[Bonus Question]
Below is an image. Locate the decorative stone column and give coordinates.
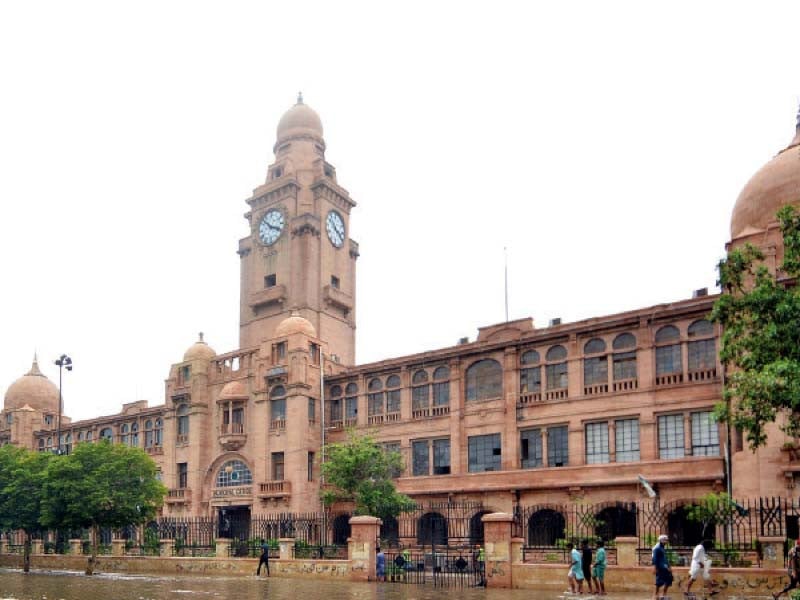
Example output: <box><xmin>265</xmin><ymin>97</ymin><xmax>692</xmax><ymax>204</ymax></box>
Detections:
<box><xmin>69</xmin><ymin>539</ymin><xmax>83</xmax><ymax>555</ymax></box>
<box><xmin>31</xmin><ymin>539</ymin><xmax>43</xmax><ymax>555</ymax></box>
<box><xmin>348</xmin><ymin>515</ymin><xmax>381</xmax><ymax>582</ymax></box>
<box><xmin>482</xmin><ymin>512</ymin><xmax>515</xmax><ymax>588</ymax></box>
<box><xmin>215</xmin><ymin>538</ymin><xmax>232</xmax><ymax>558</ymax></box>
<box><xmin>159</xmin><ymin>539</ymin><xmax>175</xmax><ymax>557</ymax></box>
<box><xmin>111</xmin><ymin>538</ymin><xmax>126</xmax><ymax>557</ymax></box>
<box><xmin>278</xmin><ymin>538</ymin><xmax>294</xmax><ymax>560</ymax></box>
<box><xmin>615</xmin><ymin>536</ymin><xmax>639</xmax><ymax>567</ymax></box>
<box><xmin>759</xmin><ymin>536</ymin><xmax>785</xmax><ymax>569</ymax></box>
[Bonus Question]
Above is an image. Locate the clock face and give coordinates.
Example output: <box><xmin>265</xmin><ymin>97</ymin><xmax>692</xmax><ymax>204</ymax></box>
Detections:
<box><xmin>259</xmin><ymin>209</ymin><xmax>284</xmax><ymax>245</ymax></box>
<box><xmin>326</xmin><ymin>210</ymin><xmax>345</xmax><ymax>248</ymax></box>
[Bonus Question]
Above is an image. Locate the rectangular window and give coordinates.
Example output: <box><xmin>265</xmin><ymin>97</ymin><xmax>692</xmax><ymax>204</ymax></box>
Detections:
<box><xmin>615</xmin><ymin>418</ymin><xmax>640</xmax><ymax>462</ymax></box>
<box><xmin>345</xmin><ymin>397</ymin><xmax>358</xmax><ymax>419</ymax></box>
<box><xmin>179</xmin><ymin>365</ymin><xmax>191</xmax><ymax>383</ymax></box>
<box><xmin>691</xmin><ymin>411</ymin><xmax>720</xmax><ymax>456</ymax></box>
<box><xmin>368</xmin><ymin>393</ymin><xmax>384</xmax><ymax>415</ymax></box>
<box><xmin>271</xmin><ymin>399</ymin><xmax>286</xmax><ymax>422</ymax></box>
<box><xmin>330</xmin><ymin>399</ymin><xmax>342</xmax><ymax>422</ymax></box>
<box><xmin>308</xmin><ymin>451</ymin><xmax>314</xmax><ymax>481</ymax></box>
<box><xmin>308</xmin><ymin>398</ymin><xmax>316</xmax><ymax>421</ymax></box>
<box><xmin>177</xmin><ymin>462</ymin><xmax>188</xmax><ymax>489</ymax></box>
<box><xmin>265</xmin><ymin>273</ymin><xmax>277</xmax><ymax>288</ymax></box>
<box><xmin>656</xmin><ymin>345</ymin><xmax>682</xmax><ymax>375</ymax></box>
<box><xmin>584</xmin><ymin>356</ymin><xmax>608</xmax><ymax>385</ymax></box>
<box><xmin>331</xmin><ymin>275</ymin><xmax>340</xmax><ymax>289</ymax></box>
<box><xmin>613</xmin><ymin>352</ymin><xmax>637</xmax><ymax>380</ymax></box>
<box><xmin>412</xmin><ymin>440</ymin><xmax>430</xmax><ymax>476</ymax></box>
<box><xmin>273</xmin><ymin>342</ymin><xmax>287</xmax><ymax>362</ymax></box>
<box><xmin>520</xmin><ymin>366</ymin><xmax>542</xmax><ymax>393</ymax></box>
<box><xmin>433</xmin><ymin>438</ymin><xmax>451</xmax><ymax>475</ymax></box>
<box><xmin>688</xmin><ymin>339</ymin><xmax>716</xmax><ymax>371</ymax></box>
<box><xmin>382</xmin><ymin>442</ymin><xmax>402</xmax><ymax>478</ymax></box>
<box><xmin>412</xmin><ymin>385</ymin><xmax>430</xmax><ymax>411</ymax></box>
<box><xmin>433</xmin><ymin>381</ymin><xmax>449</xmax><ymax>406</ymax></box>
<box><xmin>547</xmin><ymin>425</ymin><xmax>569</xmax><ymax>467</ymax></box>
<box><xmin>386</xmin><ymin>389</ymin><xmax>401</xmax><ymax>414</ymax></box>
<box><xmin>520</xmin><ymin>428</ymin><xmax>543</xmax><ymax>468</ymax></box>
<box><xmin>468</xmin><ymin>433</ymin><xmax>501</xmax><ymax>473</ymax></box>
<box><xmin>309</xmin><ymin>343</ymin><xmax>320</xmax><ymax>365</ymax></box>
<box><xmin>546</xmin><ymin>362</ymin><xmax>568</xmax><ymax>389</ymax></box>
<box><xmin>658</xmin><ymin>414</ymin><xmax>685</xmax><ymax>459</ymax></box>
<box><xmin>272</xmin><ymin>452</ymin><xmax>285</xmax><ymax>480</ymax></box>
<box><xmin>585</xmin><ymin>422</ymin><xmax>610</xmax><ymax>464</ymax></box>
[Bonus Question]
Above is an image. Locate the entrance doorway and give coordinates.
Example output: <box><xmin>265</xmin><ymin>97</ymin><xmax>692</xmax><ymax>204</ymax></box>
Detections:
<box><xmin>218</xmin><ymin>506</ymin><xmax>251</xmax><ymax>556</ymax></box>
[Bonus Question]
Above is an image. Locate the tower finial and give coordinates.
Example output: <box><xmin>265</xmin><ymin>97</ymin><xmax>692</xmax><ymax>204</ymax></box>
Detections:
<box><xmin>199</xmin><ymin>332</ymin><xmax>204</xmax><ymax>343</ymax></box>
<box><xmin>297</xmin><ymin>91</ymin><xmax>304</xmax><ymax>105</ymax></box>
<box><xmin>796</xmin><ymin>101</ymin><xmax>800</xmax><ymax>129</ymax></box>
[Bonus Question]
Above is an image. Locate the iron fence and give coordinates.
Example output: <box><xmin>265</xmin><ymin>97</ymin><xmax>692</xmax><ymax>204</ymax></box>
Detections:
<box><xmin>383</xmin><ymin>547</ymin><xmax>485</xmax><ymax>588</ymax></box>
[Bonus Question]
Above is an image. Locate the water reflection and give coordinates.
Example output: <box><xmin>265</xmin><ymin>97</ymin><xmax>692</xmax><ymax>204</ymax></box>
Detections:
<box><xmin>0</xmin><ymin>568</ymin><xmax>526</xmax><ymax>600</ymax></box>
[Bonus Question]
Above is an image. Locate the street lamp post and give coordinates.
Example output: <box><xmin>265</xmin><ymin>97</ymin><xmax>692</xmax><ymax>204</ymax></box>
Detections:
<box><xmin>54</xmin><ymin>354</ymin><xmax>72</xmax><ymax>455</ymax></box>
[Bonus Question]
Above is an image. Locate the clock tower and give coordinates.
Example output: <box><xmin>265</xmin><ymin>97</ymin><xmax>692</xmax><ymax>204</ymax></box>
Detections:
<box><xmin>237</xmin><ymin>96</ymin><xmax>358</xmax><ymax>365</ymax></box>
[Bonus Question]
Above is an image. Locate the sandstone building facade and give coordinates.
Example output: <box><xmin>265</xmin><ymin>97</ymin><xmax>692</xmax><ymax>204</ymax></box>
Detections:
<box><xmin>2</xmin><ymin>98</ymin><xmax>799</xmax><ymax>529</ymax></box>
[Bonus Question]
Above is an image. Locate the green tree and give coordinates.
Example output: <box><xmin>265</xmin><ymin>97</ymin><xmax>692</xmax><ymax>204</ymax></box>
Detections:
<box><xmin>41</xmin><ymin>441</ymin><xmax>166</xmax><ymax>575</ymax></box>
<box><xmin>0</xmin><ymin>445</ymin><xmax>52</xmax><ymax>572</ymax></box>
<box><xmin>684</xmin><ymin>491</ymin><xmax>736</xmax><ymax>539</ymax></box>
<box><xmin>712</xmin><ymin>205</ymin><xmax>800</xmax><ymax>449</ymax></box>
<box><xmin>320</xmin><ymin>430</ymin><xmax>415</xmax><ymax>520</ymax></box>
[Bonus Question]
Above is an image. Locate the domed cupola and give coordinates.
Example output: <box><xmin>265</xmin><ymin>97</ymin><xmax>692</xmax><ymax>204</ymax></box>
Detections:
<box><xmin>730</xmin><ymin>106</ymin><xmax>800</xmax><ymax>240</ymax></box>
<box><xmin>275</xmin><ymin>93</ymin><xmax>324</xmax><ymax>147</ymax></box>
<box><xmin>275</xmin><ymin>310</ymin><xmax>317</xmax><ymax>338</ymax></box>
<box><xmin>4</xmin><ymin>355</ymin><xmax>60</xmax><ymax>413</ymax></box>
<box><xmin>183</xmin><ymin>332</ymin><xmax>216</xmax><ymax>362</ymax></box>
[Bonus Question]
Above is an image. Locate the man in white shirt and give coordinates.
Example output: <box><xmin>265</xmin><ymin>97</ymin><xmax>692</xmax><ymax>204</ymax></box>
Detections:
<box><xmin>686</xmin><ymin>540</ymin><xmax>716</xmax><ymax>596</ymax></box>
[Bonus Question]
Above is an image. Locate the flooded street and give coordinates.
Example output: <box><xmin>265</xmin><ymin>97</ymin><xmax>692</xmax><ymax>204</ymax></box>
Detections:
<box><xmin>0</xmin><ymin>568</ymin><xmax>643</xmax><ymax>600</ymax></box>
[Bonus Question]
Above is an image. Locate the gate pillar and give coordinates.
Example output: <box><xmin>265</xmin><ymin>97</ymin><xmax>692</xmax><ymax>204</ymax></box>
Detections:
<box><xmin>278</xmin><ymin>538</ymin><xmax>294</xmax><ymax>560</ymax></box>
<box><xmin>348</xmin><ymin>515</ymin><xmax>382</xmax><ymax>582</ymax></box>
<box><xmin>759</xmin><ymin>536</ymin><xmax>785</xmax><ymax>569</ymax></box>
<box><xmin>482</xmin><ymin>512</ymin><xmax>515</xmax><ymax>588</ymax></box>
<box><xmin>615</xmin><ymin>536</ymin><xmax>639</xmax><ymax>567</ymax></box>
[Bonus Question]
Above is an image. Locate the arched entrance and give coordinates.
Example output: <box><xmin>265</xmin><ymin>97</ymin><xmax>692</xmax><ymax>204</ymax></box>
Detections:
<box><xmin>527</xmin><ymin>508</ymin><xmax>565</xmax><ymax>546</ymax></box>
<box><xmin>595</xmin><ymin>504</ymin><xmax>637</xmax><ymax>541</ymax></box>
<box><xmin>469</xmin><ymin>510</ymin><xmax>492</xmax><ymax>545</ymax></box>
<box><xmin>667</xmin><ymin>505</ymin><xmax>712</xmax><ymax>546</ymax></box>
<box><xmin>417</xmin><ymin>512</ymin><xmax>448</xmax><ymax>546</ymax></box>
<box><xmin>332</xmin><ymin>514</ymin><xmax>352</xmax><ymax>546</ymax></box>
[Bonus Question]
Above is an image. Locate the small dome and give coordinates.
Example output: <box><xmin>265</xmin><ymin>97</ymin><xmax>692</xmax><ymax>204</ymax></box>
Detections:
<box><xmin>276</xmin><ymin>93</ymin><xmax>323</xmax><ymax>142</ymax></box>
<box><xmin>219</xmin><ymin>380</ymin><xmax>248</xmax><ymax>400</ymax></box>
<box><xmin>730</xmin><ymin>117</ymin><xmax>800</xmax><ymax>240</ymax></box>
<box><xmin>183</xmin><ymin>332</ymin><xmax>216</xmax><ymax>362</ymax></box>
<box><xmin>4</xmin><ymin>357</ymin><xmax>59</xmax><ymax>413</ymax></box>
<box><xmin>275</xmin><ymin>311</ymin><xmax>317</xmax><ymax>338</ymax></box>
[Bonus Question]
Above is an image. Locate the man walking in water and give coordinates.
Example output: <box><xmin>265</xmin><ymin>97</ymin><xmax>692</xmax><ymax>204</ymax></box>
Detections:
<box><xmin>653</xmin><ymin>534</ymin><xmax>673</xmax><ymax>600</ymax></box>
<box><xmin>774</xmin><ymin>538</ymin><xmax>800</xmax><ymax>599</ymax></box>
<box><xmin>256</xmin><ymin>539</ymin><xmax>270</xmax><ymax>576</ymax></box>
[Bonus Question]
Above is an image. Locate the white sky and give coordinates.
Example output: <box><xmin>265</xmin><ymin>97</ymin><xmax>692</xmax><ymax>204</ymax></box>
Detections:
<box><xmin>1</xmin><ymin>1</ymin><xmax>798</xmax><ymax>422</ymax></box>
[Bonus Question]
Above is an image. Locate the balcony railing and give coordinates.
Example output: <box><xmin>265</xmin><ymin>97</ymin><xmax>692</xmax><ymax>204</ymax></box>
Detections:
<box><xmin>257</xmin><ymin>480</ymin><xmax>291</xmax><ymax>500</ymax></box>
<box><xmin>220</xmin><ymin>423</ymin><xmax>245</xmax><ymax>435</ymax></box>
<box><xmin>545</xmin><ymin>388</ymin><xmax>568</xmax><ymax>401</ymax></box>
<box><xmin>431</xmin><ymin>405</ymin><xmax>449</xmax><ymax>417</ymax></box>
<box><xmin>412</xmin><ymin>407</ymin><xmax>430</xmax><ymax>419</ymax></box>
<box><xmin>518</xmin><ymin>391</ymin><xmax>543</xmax><ymax>405</ymax></box>
<box><xmin>270</xmin><ymin>419</ymin><xmax>286</xmax><ymax>431</ymax></box>
<box><xmin>687</xmin><ymin>368</ymin><xmax>717</xmax><ymax>382</ymax></box>
<box><xmin>367</xmin><ymin>414</ymin><xmax>384</xmax><ymax>425</ymax></box>
<box><xmin>145</xmin><ymin>445</ymin><xmax>163</xmax><ymax>455</ymax></box>
<box><xmin>613</xmin><ymin>378</ymin><xmax>638</xmax><ymax>392</ymax></box>
<box><xmin>176</xmin><ymin>434</ymin><xmax>189</xmax><ymax>445</ymax></box>
<box><xmin>656</xmin><ymin>372</ymin><xmax>683</xmax><ymax>386</ymax></box>
<box><xmin>386</xmin><ymin>412</ymin><xmax>400</xmax><ymax>422</ymax></box>
<box><xmin>584</xmin><ymin>383</ymin><xmax>609</xmax><ymax>396</ymax></box>
<box><xmin>166</xmin><ymin>488</ymin><xmax>191</xmax><ymax>503</ymax></box>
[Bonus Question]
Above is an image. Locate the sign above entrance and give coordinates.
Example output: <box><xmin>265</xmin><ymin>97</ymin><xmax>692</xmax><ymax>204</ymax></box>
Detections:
<box><xmin>212</xmin><ymin>486</ymin><xmax>252</xmax><ymax>498</ymax></box>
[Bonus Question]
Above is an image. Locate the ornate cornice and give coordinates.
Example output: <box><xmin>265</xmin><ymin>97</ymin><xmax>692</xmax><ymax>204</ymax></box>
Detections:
<box><xmin>247</xmin><ymin>179</ymin><xmax>300</xmax><ymax>209</ymax></box>
<box><xmin>311</xmin><ymin>179</ymin><xmax>356</xmax><ymax>212</ymax></box>
<box><xmin>291</xmin><ymin>213</ymin><xmax>321</xmax><ymax>238</ymax></box>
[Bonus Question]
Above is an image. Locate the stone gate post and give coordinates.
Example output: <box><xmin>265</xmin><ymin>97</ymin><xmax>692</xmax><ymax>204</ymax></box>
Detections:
<box><xmin>482</xmin><ymin>512</ymin><xmax>515</xmax><ymax>588</ymax></box>
<box><xmin>348</xmin><ymin>515</ymin><xmax>381</xmax><ymax>582</ymax></box>
<box><xmin>615</xmin><ymin>536</ymin><xmax>639</xmax><ymax>567</ymax></box>
<box><xmin>760</xmin><ymin>536</ymin><xmax>785</xmax><ymax>569</ymax></box>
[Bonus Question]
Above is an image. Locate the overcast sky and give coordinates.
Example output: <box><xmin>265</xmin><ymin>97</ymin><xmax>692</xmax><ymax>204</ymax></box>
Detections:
<box><xmin>1</xmin><ymin>1</ymin><xmax>798</xmax><ymax>421</ymax></box>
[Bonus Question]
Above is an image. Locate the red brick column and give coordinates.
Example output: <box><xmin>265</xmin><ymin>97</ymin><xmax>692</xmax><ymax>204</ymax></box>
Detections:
<box><xmin>482</xmin><ymin>512</ymin><xmax>515</xmax><ymax>588</ymax></box>
<box><xmin>348</xmin><ymin>515</ymin><xmax>381</xmax><ymax>582</ymax></box>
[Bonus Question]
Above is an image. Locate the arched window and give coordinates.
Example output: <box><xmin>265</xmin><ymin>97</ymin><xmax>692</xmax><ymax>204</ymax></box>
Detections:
<box><xmin>154</xmin><ymin>418</ymin><xmax>162</xmax><ymax>446</ymax></box>
<box><xmin>412</xmin><ymin>370</ymin><xmax>430</xmax><ymax>417</ymax></box>
<box><xmin>417</xmin><ymin>512</ymin><xmax>448</xmax><ymax>545</ymax></box>
<box><xmin>368</xmin><ymin>378</ymin><xmax>384</xmax><ymax>418</ymax></box>
<box><xmin>100</xmin><ymin>427</ymin><xmax>113</xmax><ymax>442</ymax></box>
<box><xmin>527</xmin><ymin>509</ymin><xmax>565</xmax><ymax>546</ymax></box>
<box><xmin>520</xmin><ymin>350</ymin><xmax>542</xmax><ymax>396</ymax></box>
<box><xmin>77</xmin><ymin>432</ymin><xmax>84</xmax><ymax>443</ymax></box>
<box><xmin>432</xmin><ymin>367</ymin><xmax>450</xmax><ymax>409</ymax></box>
<box><xmin>38</xmin><ymin>438</ymin><xmax>45</xmax><ymax>451</ymax></box>
<box><xmin>688</xmin><ymin>319</ymin><xmax>716</xmax><ymax>376</ymax></box>
<box><xmin>584</xmin><ymin>338</ymin><xmax>606</xmax><ymax>354</ymax></box>
<box><xmin>466</xmin><ymin>359</ymin><xmax>503</xmax><ymax>402</ymax></box>
<box><xmin>130</xmin><ymin>423</ymin><xmax>139</xmax><ymax>447</ymax></box>
<box><xmin>583</xmin><ymin>339</ymin><xmax>608</xmax><ymax>391</ymax></box>
<box><xmin>215</xmin><ymin>460</ymin><xmax>252</xmax><ymax>487</ymax></box>
<box><xmin>655</xmin><ymin>325</ymin><xmax>682</xmax><ymax>382</ymax></box>
<box><xmin>545</xmin><ymin>345</ymin><xmax>568</xmax><ymax>393</ymax></box>
<box><xmin>270</xmin><ymin>385</ymin><xmax>286</xmax><ymax>428</ymax></box>
<box><xmin>86</xmin><ymin>430</ymin><xmax>93</xmax><ymax>442</ymax></box>
<box><xmin>345</xmin><ymin>382</ymin><xmax>358</xmax><ymax>425</ymax></box>
<box><xmin>176</xmin><ymin>405</ymin><xmax>189</xmax><ymax>442</ymax></box>
<box><xmin>64</xmin><ymin>433</ymin><xmax>72</xmax><ymax>454</ymax></box>
<box><xmin>386</xmin><ymin>375</ymin><xmax>401</xmax><ymax>415</ymax></box>
<box><xmin>330</xmin><ymin>384</ymin><xmax>342</xmax><ymax>398</ymax></box>
<box><xmin>120</xmin><ymin>423</ymin><xmax>130</xmax><ymax>445</ymax></box>
<box><xmin>595</xmin><ymin>504</ymin><xmax>637</xmax><ymax>541</ymax></box>
<box><xmin>612</xmin><ymin>333</ymin><xmax>637</xmax><ymax>384</ymax></box>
